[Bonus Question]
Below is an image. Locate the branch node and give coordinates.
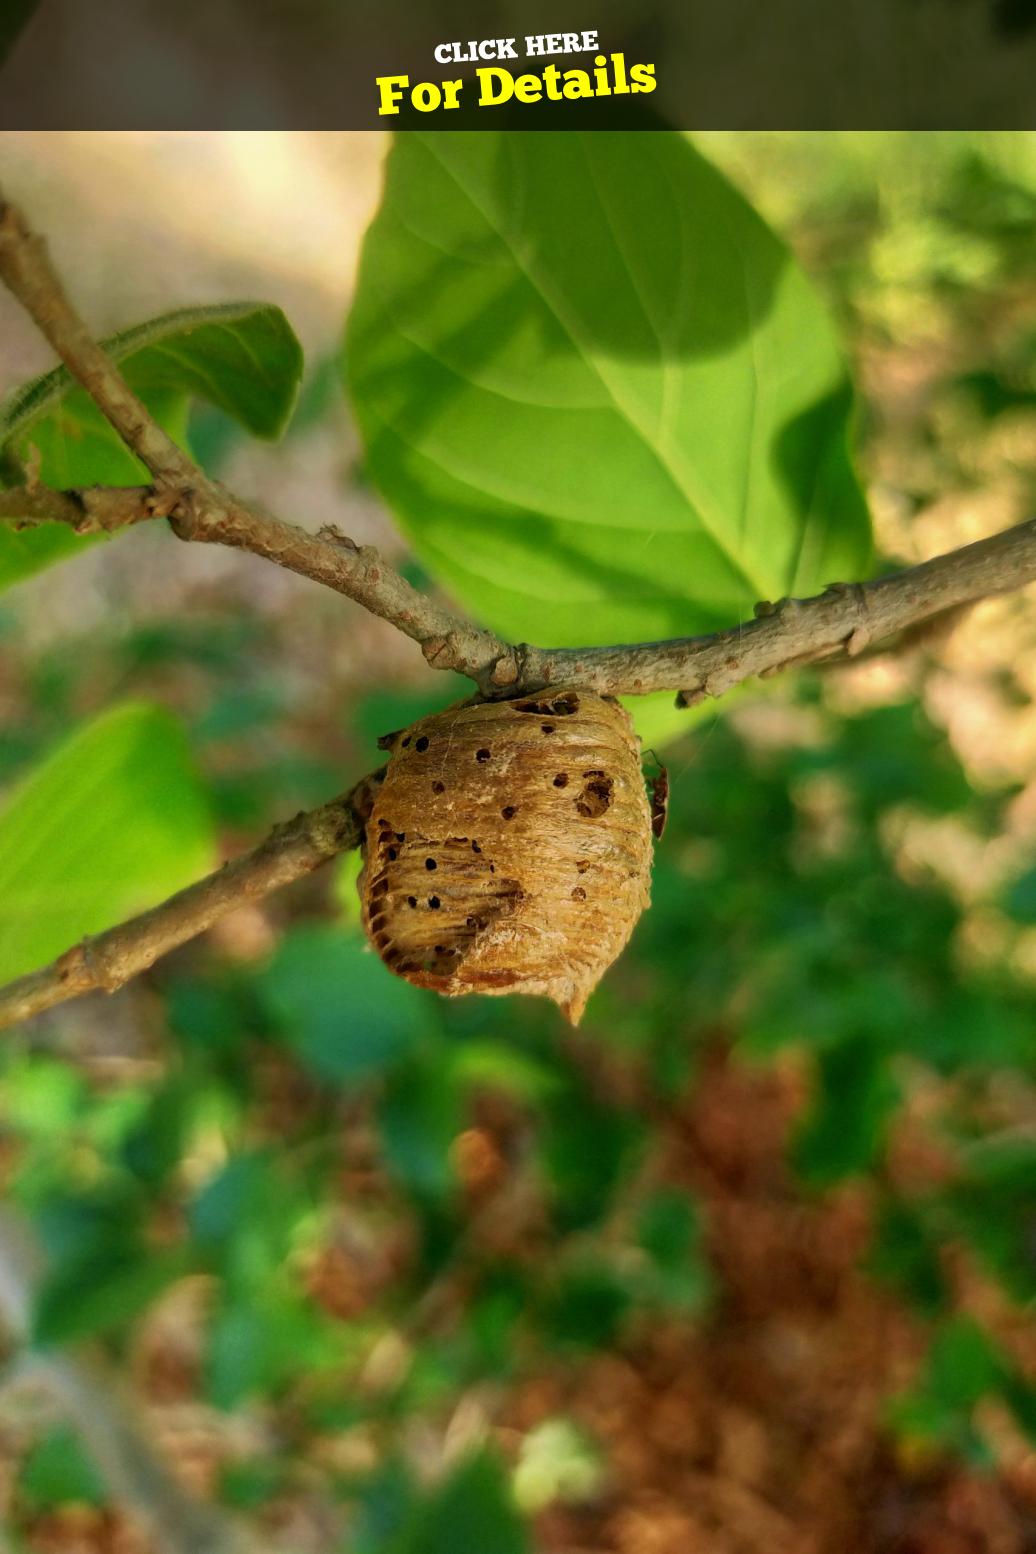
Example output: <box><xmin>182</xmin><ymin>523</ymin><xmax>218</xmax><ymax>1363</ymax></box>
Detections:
<box><xmin>489</xmin><ymin>650</ymin><xmax>521</xmax><ymax>688</ymax></box>
<box><xmin>66</xmin><ymin>488</ymin><xmax>90</xmax><ymax>533</ymax></box>
<box><xmin>166</xmin><ymin>488</ymin><xmax>199</xmax><ymax>539</ymax></box>
<box><xmin>422</xmin><ymin>633</ymin><xmax>457</xmax><ymax>670</ymax></box>
<box><xmin>77</xmin><ymin>935</ymin><xmax>122</xmax><ymax>993</ymax></box>
<box><xmin>316</xmin><ymin>523</ymin><xmax>360</xmax><ymax>552</ymax></box>
<box><xmin>823</xmin><ymin>580</ymin><xmax>873</xmax><ymax>656</ymax></box>
<box><xmin>22</xmin><ymin>442</ymin><xmax>42</xmax><ymax>492</ymax></box>
<box><xmin>142</xmin><ymin>484</ymin><xmax>161</xmax><ymax>518</ymax></box>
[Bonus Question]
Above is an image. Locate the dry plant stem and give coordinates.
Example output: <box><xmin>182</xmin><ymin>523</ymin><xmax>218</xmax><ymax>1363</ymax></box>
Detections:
<box><xmin>0</xmin><ymin>788</ymin><xmax>365</xmax><ymax>1031</ymax></box>
<box><xmin>0</xmin><ymin>190</ymin><xmax>508</xmax><ymax>680</ymax></box>
<box><xmin>0</xmin><ymin>203</ymin><xmax>196</xmax><ymax>487</ymax></box>
<box><xmin>0</xmin><ymin>481</ymin><xmax>180</xmax><ymax>529</ymax></box>
<box><xmin>6</xmin><ymin>472</ymin><xmax>1036</xmax><ymax>700</ymax></box>
<box><xmin>506</xmin><ymin>516</ymin><xmax>1036</xmax><ymax>704</ymax></box>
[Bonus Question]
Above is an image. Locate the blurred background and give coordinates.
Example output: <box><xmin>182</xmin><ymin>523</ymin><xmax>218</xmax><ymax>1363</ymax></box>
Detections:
<box><xmin>1</xmin><ymin>131</ymin><xmax>1036</xmax><ymax>1553</ymax></box>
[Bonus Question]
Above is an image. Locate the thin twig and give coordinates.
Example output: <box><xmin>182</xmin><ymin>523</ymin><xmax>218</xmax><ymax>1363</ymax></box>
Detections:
<box><xmin>5</xmin><ymin>471</ymin><xmax>1036</xmax><ymax>700</ymax></box>
<box><xmin>0</xmin><ymin>481</ymin><xmax>179</xmax><ymax>530</ymax></box>
<box><xmin>0</xmin><ymin>197</ymin><xmax>198</xmax><ymax>487</ymax></box>
<box><xmin>0</xmin><ymin>784</ymin><xmax>370</xmax><ymax>1031</ymax></box>
<box><xmin>502</xmin><ymin>518</ymin><xmax>1036</xmax><ymax>704</ymax></box>
<box><xmin>0</xmin><ymin>190</ymin><xmax>510</xmax><ymax>683</ymax></box>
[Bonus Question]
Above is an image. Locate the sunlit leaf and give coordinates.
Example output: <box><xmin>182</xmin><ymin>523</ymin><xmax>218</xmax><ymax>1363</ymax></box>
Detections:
<box><xmin>0</xmin><ymin>701</ymin><xmax>215</xmax><ymax>983</ymax></box>
<box><xmin>347</xmin><ymin>131</ymin><xmax>871</xmax><ymax>650</ymax></box>
<box><xmin>0</xmin><ymin>302</ymin><xmax>303</xmax><ymax>589</ymax></box>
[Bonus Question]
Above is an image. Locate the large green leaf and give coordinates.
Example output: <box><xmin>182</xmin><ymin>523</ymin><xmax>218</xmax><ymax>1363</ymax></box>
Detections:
<box><xmin>0</xmin><ymin>702</ymin><xmax>216</xmax><ymax>983</ymax></box>
<box><xmin>346</xmin><ymin>131</ymin><xmax>872</xmax><ymax>648</ymax></box>
<box><xmin>0</xmin><ymin>302</ymin><xmax>303</xmax><ymax>590</ymax></box>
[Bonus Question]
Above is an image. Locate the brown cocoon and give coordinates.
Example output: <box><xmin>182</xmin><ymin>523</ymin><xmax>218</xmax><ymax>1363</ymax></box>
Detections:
<box><xmin>359</xmin><ymin>689</ymin><xmax>653</xmax><ymax>1023</ymax></box>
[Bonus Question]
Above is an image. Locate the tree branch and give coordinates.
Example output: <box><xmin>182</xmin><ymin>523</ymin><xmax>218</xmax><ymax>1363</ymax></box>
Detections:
<box><xmin>0</xmin><ymin>189</ymin><xmax>510</xmax><ymax>684</ymax></box>
<box><xmin>4</xmin><ymin>469</ymin><xmax>1036</xmax><ymax>703</ymax></box>
<box><xmin>0</xmin><ymin>481</ymin><xmax>180</xmax><ymax>530</ymax></box>
<box><xmin>501</xmin><ymin>516</ymin><xmax>1036</xmax><ymax>705</ymax></box>
<box><xmin>3</xmin><ymin>188</ymin><xmax>1036</xmax><ymax>705</ymax></box>
<box><xmin>0</xmin><ymin>198</ymin><xmax>198</xmax><ymax>489</ymax></box>
<box><xmin>0</xmin><ymin>783</ymin><xmax>372</xmax><ymax>1032</ymax></box>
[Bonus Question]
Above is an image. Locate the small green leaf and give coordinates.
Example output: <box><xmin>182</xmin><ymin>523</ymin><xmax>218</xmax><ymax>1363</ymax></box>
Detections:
<box><xmin>167</xmin><ymin>975</ymin><xmax>252</xmax><ymax>1057</ymax></box>
<box><xmin>541</xmin><ymin>1261</ymin><xmax>631</xmax><ymax>1351</ymax></box>
<box><xmin>1</xmin><ymin>1058</ymin><xmax>85</xmax><ymax>1135</ymax></box>
<box><xmin>887</xmin><ymin>1316</ymin><xmax>1009</xmax><ymax>1469</ymax></box>
<box><xmin>1002</xmin><ymin>1371</ymin><xmax>1036</xmax><ymax>1444</ymax></box>
<box><xmin>3</xmin><ymin>302</ymin><xmax>302</xmax><ymax>452</ymax></box>
<box><xmin>260</xmin><ymin>927</ymin><xmax>429</xmax><ymax>1084</ymax></box>
<box><xmin>218</xmin><ymin>1458</ymin><xmax>284</xmax><ymax>1510</ymax></box>
<box><xmin>33</xmin><ymin>1238</ymin><xmax>191</xmax><ymax>1345</ymax></box>
<box><xmin>449</xmin><ymin>1040</ymin><xmax>559</xmax><ymax>1103</ymax></box>
<box><xmin>637</xmin><ymin>1188</ymin><xmax>700</xmax><ymax>1266</ymax></box>
<box><xmin>892</xmin><ymin>1317</ymin><xmax>1036</xmax><ymax>1465</ymax></box>
<box><xmin>0</xmin><ymin>302</ymin><xmax>303</xmax><ymax>589</ymax></box>
<box><xmin>206</xmin><ymin>1300</ymin><xmax>271</xmax><ymax>1409</ymax></box>
<box><xmin>0</xmin><ymin>523</ymin><xmax>92</xmax><ymax>591</ymax></box>
<box><xmin>0</xmin><ymin>702</ymin><xmax>215</xmax><ymax>983</ymax></box>
<box><xmin>346</xmin><ymin>131</ymin><xmax>871</xmax><ymax>649</ymax></box>
<box><xmin>940</xmin><ymin>1137</ymin><xmax>1036</xmax><ymax>1303</ymax></box>
<box><xmin>204</xmin><ymin>1292</ymin><xmax>344</xmax><ymax>1410</ymax></box>
<box><xmin>925</xmin><ymin>1318</ymin><xmax>1006</xmax><ymax>1409</ymax></box>
<box><xmin>352</xmin><ymin>1459</ymin><xmax>419</xmax><ymax>1554</ymax></box>
<box><xmin>541</xmin><ymin>1085</ymin><xmax>644</xmax><ymax>1231</ymax></box>
<box><xmin>332</xmin><ymin>849</ymin><xmax>364</xmax><ymax>927</ymax></box>
<box><xmin>634</xmin><ymin>1188</ymin><xmax>712</xmax><ymax>1313</ymax></box>
<box><xmin>513</xmin><ymin>1419</ymin><xmax>604</xmax><ymax>1513</ymax></box>
<box><xmin>868</xmin><ymin>1198</ymin><xmax>948</xmax><ymax>1316</ymax></box>
<box><xmin>119</xmin><ymin>1074</ymin><xmax>194</xmax><ymax>1185</ymax></box>
<box><xmin>792</xmin><ymin>1035</ymin><xmax>900</xmax><ymax>1185</ymax></box>
<box><xmin>190</xmin><ymin>1152</ymin><xmax>271</xmax><ymax>1248</ymax></box>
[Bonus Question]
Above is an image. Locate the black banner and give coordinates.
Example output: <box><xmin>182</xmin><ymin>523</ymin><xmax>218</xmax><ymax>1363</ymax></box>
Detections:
<box><xmin>1</xmin><ymin>0</ymin><xmax>1035</xmax><ymax>129</ymax></box>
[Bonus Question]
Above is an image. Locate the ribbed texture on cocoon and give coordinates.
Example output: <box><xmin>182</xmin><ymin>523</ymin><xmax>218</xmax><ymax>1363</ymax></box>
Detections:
<box><xmin>359</xmin><ymin>689</ymin><xmax>653</xmax><ymax>1023</ymax></box>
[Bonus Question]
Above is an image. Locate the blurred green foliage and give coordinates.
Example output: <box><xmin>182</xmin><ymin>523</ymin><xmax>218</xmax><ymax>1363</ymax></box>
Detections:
<box><xmin>4</xmin><ymin>678</ymin><xmax>1035</xmax><ymax>1537</ymax></box>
